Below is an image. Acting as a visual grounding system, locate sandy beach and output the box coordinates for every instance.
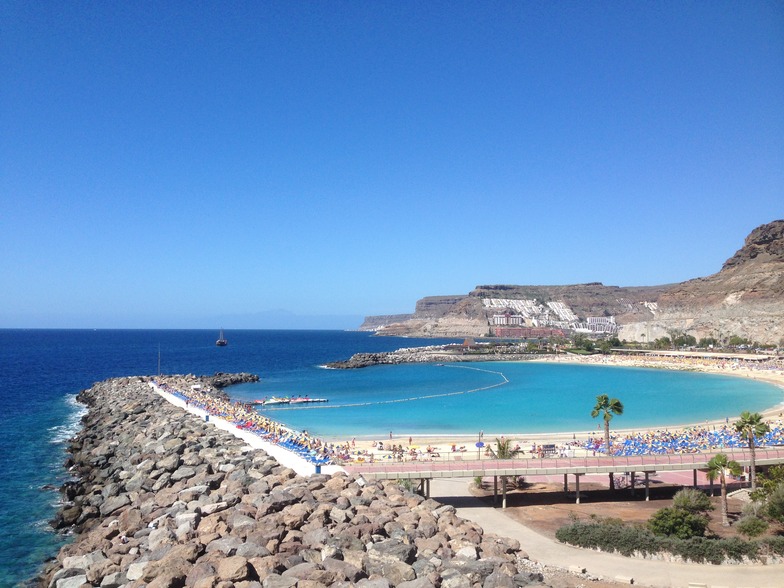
[339,352,784,463]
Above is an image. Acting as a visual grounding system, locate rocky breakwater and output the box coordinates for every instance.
[206,373,260,390]
[327,347,544,369]
[36,375,548,588]
[326,346,478,369]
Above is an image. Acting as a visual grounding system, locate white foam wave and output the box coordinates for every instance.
[48,394,88,445]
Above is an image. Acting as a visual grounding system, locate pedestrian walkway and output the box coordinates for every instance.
[430,478,783,588]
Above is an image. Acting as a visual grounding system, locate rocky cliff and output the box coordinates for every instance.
[646,220,784,344]
[360,220,784,345]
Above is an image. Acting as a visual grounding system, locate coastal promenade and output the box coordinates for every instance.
[346,447,784,506]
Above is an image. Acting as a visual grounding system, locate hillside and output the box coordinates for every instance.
[359,220,784,345]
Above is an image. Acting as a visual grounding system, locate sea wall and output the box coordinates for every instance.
[35,375,546,588]
[326,347,547,369]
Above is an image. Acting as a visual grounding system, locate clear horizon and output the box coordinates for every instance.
[2,2,782,329]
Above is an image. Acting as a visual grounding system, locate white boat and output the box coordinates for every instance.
[289,396,328,404]
[216,329,228,346]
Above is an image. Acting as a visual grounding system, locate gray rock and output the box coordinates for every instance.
[124,472,148,492]
[440,568,471,588]
[148,527,175,551]
[455,545,478,560]
[206,535,244,556]
[398,579,436,588]
[433,505,456,518]
[302,527,330,548]
[184,560,217,587]
[62,550,107,572]
[380,560,416,584]
[483,569,516,588]
[367,539,416,565]
[156,454,181,473]
[125,561,150,582]
[55,574,87,588]
[228,512,257,534]
[99,494,130,516]
[170,466,196,481]
[261,575,298,588]
[174,511,199,528]
[354,579,391,588]
[99,571,127,588]
[321,557,364,582]
[236,541,272,558]
[199,500,229,515]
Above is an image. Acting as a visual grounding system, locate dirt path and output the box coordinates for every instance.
[430,477,784,588]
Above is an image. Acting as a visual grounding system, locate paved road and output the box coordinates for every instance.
[430,477,784,588]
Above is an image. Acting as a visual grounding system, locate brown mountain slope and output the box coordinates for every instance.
[649,220,784,343]
[360,220,784,344]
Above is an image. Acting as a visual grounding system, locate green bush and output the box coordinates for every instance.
[556,519,659,557]
[556,519,764,564]
[735,515,769,538]
[648,507,709,539]
[666,537,758,565]
[765,482,784,523]
[761,536,784,555]
[671,488,713,514]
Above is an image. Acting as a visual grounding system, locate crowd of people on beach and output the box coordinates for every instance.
[584,421,784,457]
[153,377,344,466]
[572,351,784,375]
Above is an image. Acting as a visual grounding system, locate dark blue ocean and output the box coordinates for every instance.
[0,329,457,587]
[1,329,781,586]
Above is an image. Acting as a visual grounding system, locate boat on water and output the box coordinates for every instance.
[216,329,228,346]
[289,396,328,404]
[250,395,329,407]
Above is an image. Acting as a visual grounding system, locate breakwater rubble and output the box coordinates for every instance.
[34,375,553,588]
[326,346,545,369]
[206,373,260,390]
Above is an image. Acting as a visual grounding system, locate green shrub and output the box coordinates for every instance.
[672,488,713,513]
[761,536,784,556]
[666,537,758,565]
[765,482,784,522]
[397,479,415,492]
[556,519,658,557]
[648,507,709,539]
[735,515,769,538]
[556,519,763,563]
[742,499,766,518]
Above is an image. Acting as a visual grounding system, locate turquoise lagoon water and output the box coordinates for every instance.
[230,361,784,439]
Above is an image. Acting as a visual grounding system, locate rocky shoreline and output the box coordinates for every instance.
[325,347,547,369]
[35,374,551,588]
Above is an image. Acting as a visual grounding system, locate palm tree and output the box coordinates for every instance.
[706,453,742,526]
[591,394,624,491]
[490,437,522,503]
[490,437,522,459]
[734,411,770,491]
[591,394,624,455]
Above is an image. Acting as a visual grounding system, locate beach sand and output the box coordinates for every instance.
[338,353,784,462]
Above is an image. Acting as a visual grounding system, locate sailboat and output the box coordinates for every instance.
[216,329,228,346]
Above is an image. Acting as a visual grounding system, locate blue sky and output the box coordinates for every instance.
[1,2,782,329]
